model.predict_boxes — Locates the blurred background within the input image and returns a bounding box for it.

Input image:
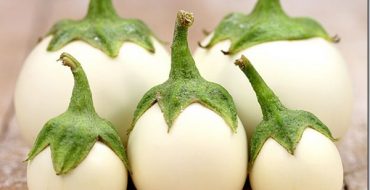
[0,0,367,189]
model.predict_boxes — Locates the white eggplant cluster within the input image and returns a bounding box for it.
[20,0,351,189]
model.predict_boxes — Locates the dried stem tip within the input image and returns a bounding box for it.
[58,52,79,70]
[177,10,194,27]
[234,55,251,69]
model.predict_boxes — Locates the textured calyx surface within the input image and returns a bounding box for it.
[47,0,156,57]
[235,56,335,166]
[26,53,129,175]
[201,0,335,55]
[131,10,238,132]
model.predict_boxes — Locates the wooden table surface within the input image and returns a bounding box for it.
[0,0,367,189]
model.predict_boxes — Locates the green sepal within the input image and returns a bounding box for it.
[26,53,129,175]
[202,0,336,55]
[234,55,335,167]
[47,0,155,57]
[249,109,335,167]
[130,11,238,133]
[130,77,238,133]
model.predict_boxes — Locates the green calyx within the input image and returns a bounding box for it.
[26,53,129,175]
[47,0,155,57]
[130,10,238,133]
[234,55,335,167]
[201,0,337,55]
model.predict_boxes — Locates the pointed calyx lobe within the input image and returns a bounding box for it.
[27,53,129,175]
[47,0,155,57]
[235,55,335,166]
[201,0,335,55]
[130,10,238,133]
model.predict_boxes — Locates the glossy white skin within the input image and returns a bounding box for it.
[127,103,248,190]
[27,142,128,190]
[194,36,353,140]
[250,128,343,190]
[15,36,170,145]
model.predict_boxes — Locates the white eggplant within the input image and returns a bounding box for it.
[15,0,170,145]
[194,0,352,140]
[28,142,128,190]
[234,56,343,190]
[26,53,129,190]
[250,128,343,190]
[128,104,247,190]
[127,11,248,190]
